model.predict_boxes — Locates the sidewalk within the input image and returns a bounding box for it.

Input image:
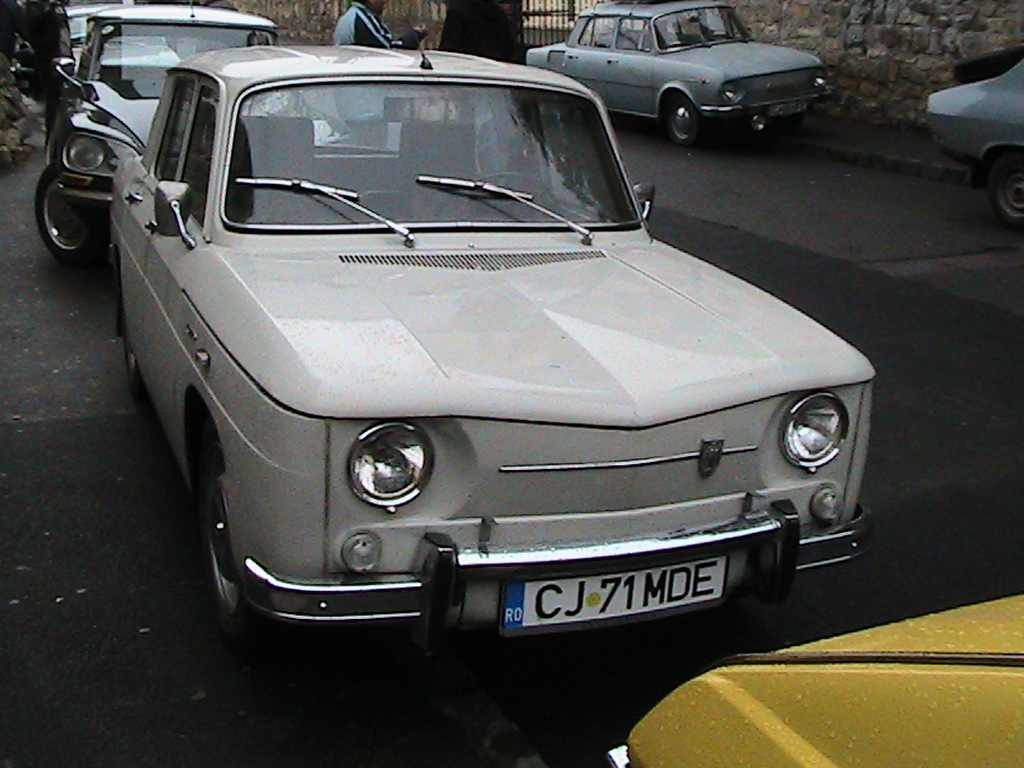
[778,111,971,186]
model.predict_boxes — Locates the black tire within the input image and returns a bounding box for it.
[117,298,149,403]
[988,151,1024,230]
[197,421,263,648]
[34,164,108,267]
[663,92,702,147]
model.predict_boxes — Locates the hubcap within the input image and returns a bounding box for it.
[44,182,89,251]
[207,488,240,613]
[1005,170,1024,214]
[670,104,694,141]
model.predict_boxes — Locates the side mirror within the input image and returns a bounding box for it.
[633,182,655,220]
[54,56,77,84]
[154,181,197,249]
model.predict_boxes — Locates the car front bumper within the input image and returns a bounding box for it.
[242,500,872,650]
[57,170,113,209]
[700,91,831,120]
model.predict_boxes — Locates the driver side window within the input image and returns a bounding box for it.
[153,78,218,225]
[155,78,197,181]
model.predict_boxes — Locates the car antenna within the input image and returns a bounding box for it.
[420,49,433,70]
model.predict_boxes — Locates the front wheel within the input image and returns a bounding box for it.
[34,164,108,267]
[988,151,1024,229]
[197,421,262,648]
[662,92,702,147]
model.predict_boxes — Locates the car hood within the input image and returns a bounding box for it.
[80,83,160,147]
[667,41,821,79]
[625,595,1024,768]
[183,236,873,424]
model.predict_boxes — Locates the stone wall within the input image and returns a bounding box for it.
[0,55,31,169]
[737,0,1023,126]
[235,0,1024,127]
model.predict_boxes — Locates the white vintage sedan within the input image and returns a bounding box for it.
[111,45,874,649]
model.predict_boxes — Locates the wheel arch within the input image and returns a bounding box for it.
[184,386,214,497]
[657,84,696,120]
[981,143,1024,183]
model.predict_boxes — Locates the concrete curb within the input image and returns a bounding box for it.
[785,138,972,186]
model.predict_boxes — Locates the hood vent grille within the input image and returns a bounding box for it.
[338,250,606,271]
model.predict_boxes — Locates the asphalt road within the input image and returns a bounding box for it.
[4,117,1024,768]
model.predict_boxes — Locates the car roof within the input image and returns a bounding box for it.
[175,45,596,96]
[582,0,729,17]
[87,4,276,28]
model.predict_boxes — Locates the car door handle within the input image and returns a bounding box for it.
[124,190,143,205]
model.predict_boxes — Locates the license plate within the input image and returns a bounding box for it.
[501,556,727,633]
[768,101,807,117]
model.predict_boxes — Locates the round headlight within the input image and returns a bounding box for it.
[720,82,743,103]
[348,422,433,508]
[781,393,848,470]
[65,134,109,173]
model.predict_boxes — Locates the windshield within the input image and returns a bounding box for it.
[94,22,274,99]
[224,82,638,231]
[654,6,749,50]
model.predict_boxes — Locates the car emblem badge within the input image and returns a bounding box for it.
[698,438,725,478]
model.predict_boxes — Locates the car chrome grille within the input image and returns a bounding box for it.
[745,69,817,102]
[338,250,607,271]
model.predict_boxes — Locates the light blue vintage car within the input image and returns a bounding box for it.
[928,50,1024,230]
[525,0,830,146]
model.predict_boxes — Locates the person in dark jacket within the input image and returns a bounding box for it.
[438,0,516,62]
[333,0,426,49]
[24,0,70,135]
[1,0,30,62]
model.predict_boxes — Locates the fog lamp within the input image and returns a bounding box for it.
[810,485,841,525]
[341,531,382,573]
[751,114,768,131]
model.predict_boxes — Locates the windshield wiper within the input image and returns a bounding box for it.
[416,174,593,246]
[235,176,415,247]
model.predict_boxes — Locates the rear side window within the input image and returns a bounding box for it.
[577,16,617,48]
[616,18,651,51]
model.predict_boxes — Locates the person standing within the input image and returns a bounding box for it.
[24,0,70,135]
[438,0,516,62]
[333,0,426,49]
[1,0,30,63]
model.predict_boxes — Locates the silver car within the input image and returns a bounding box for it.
[525,0,830,146]
[928,52,1024,230]
[111,45,872,650]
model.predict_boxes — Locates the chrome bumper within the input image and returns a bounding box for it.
[242,501,872,651]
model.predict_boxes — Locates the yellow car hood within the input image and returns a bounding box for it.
[627,595,1024,768]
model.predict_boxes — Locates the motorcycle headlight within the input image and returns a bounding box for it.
[65,134,111,173]
[348,422,433,509]
[780,392,848,471]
